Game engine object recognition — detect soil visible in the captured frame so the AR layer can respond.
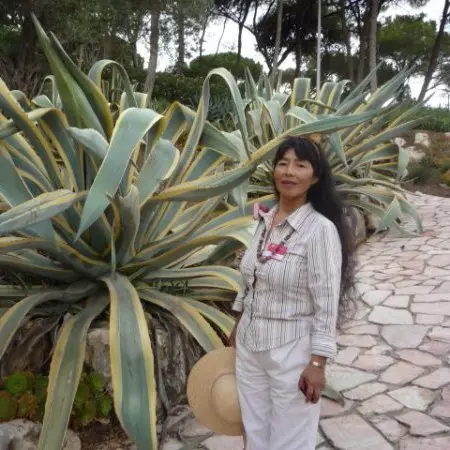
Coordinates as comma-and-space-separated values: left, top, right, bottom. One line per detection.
77, 418, 132, 449
403, 181, 450, 198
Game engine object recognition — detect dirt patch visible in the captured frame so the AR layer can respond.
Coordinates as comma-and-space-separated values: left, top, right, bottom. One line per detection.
403, 181, 450, 198
77, 418, 132, 450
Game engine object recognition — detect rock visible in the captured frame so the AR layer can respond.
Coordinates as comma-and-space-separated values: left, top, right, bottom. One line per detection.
346, 207, 367, 245
369, 306, 413, 325
370, 416, 408, 443
337, 335, 377, 348
431, 386, 450, 419
396, 349, 441, 367
202, 435, 244, 450
180, 418, 212, 439
344, 382, 388, 401
395, 411, 448, 436
395, 286, 434, 295
363, 291, 392, 306
358, 394, 403, 415
334, 347, 360, 365
433, 281, 450, 293
321, 414, 392, 450
353, 355, 395, 371
413, 368, 450, 389
419, 340, 450, 356
380, 362, 425, 385
414, 293, 450, 303
365, 344, 392, 355
416, 314, 445, 325
326, 365, 377, 391
388, 386, 436, 411
411, 302, 450, 315
161, 438, 183, 450
428, 255, 450, 268
381, 325, 428, 348
399, 436, 450, 449
414, 132, 430, 148
344, 324, 379, 335
428, 326, 450, 343
320, 398, 354, 417
85, 320, 203, 420
0, 420, 80, 450
384, 296, 410, 308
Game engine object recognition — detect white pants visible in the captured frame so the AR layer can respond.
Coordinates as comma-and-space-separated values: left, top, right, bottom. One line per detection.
236, 337, 320, 450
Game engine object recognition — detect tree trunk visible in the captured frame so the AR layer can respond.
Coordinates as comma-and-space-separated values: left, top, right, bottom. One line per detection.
216, 18, 228, 55
368, 0, 380, 91
199, 13, 210, 57
175, 3, 186, 72
237, 23, 244, 63
418, 0, 450, 101
270, 0, 283, 87
295, 40, 302, 76
145, 2, 161, 103
356, 8, 370, 84
339, 0, 353, 82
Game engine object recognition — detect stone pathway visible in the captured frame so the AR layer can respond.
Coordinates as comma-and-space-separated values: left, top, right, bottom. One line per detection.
161, 191, 450, 450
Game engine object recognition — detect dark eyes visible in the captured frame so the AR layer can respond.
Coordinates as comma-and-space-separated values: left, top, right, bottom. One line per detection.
277, 161, 306, 167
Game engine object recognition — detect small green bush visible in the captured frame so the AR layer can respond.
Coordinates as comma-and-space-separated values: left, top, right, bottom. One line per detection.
0, 371, 112, 426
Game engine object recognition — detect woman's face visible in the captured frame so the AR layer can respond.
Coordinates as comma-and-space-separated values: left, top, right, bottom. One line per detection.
274, 149, 318, 202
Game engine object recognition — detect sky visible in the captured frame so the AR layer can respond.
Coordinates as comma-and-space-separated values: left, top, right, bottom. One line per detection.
137, 0, 449, 107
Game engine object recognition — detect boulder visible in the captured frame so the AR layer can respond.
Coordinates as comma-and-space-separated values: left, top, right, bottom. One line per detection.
346, 207, 367, 245
85, 317, 203, 422
0, 419, 80, 450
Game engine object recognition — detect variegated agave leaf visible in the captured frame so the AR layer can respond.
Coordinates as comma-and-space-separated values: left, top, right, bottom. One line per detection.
243, 69, 423, 236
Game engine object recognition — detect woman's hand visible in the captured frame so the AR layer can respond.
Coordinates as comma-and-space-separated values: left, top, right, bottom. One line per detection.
298, 363, 326, 404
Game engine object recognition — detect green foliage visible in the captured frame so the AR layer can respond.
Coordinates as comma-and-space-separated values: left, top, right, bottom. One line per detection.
0, 371, 112, 425
416, 107, 450, 133
0, 25, 20, 57
0, 391, 18, 421
407, 159, 441, 184
187, 52, 263, 80
3, 371, 34, 396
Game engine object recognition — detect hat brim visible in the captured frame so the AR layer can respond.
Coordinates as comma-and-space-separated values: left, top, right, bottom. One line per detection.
187, 347, 243, 436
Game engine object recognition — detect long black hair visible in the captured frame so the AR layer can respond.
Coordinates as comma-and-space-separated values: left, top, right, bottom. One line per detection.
273, 136, 356, 322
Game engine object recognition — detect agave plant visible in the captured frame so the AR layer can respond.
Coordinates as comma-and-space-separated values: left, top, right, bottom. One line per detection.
242, 69, 424, 235
0, 15, 385, 450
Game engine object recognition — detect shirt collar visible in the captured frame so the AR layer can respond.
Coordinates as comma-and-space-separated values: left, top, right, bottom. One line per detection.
261, 202, 314, 230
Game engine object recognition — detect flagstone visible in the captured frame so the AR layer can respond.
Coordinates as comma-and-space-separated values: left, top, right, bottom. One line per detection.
320, 398, 354, 417
431, 386, 450, 419
363, 291, 392, 306
380, 362, 425, 384
364, 344, 392, 355
411, 302, 450, 315
424, 266, 450, 277
345, 324, 379, 335
358, 394, 403, 415
370, 416, 408, 443
334, 347, 360, 365
356, 282, 374, 295
388, 386, 436, 411
383, 295, 410, 308
353, 355, 395, 371
203, 435, 244, 450
326, 365, 377, 391
428, 254, 450, 267
399, 436, 450, 450
395, 411, 449, 437
344, 383, 388, 401
381, 325, 429, 348
369, 306, 413, 325
321, 415, 392, 450
413, 368, 450, 389
377, 283, 396, 290
337, 335, 377, 348
395, 286, 434, 295
413, 293, 450, 302
419, 340, 450, 356
433, 281, 450, 293
395, 349, 441, 367
416, 314, 445, 325
428, 326, 450, 343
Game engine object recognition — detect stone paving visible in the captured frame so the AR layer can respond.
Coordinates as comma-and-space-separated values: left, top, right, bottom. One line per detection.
161, 191, 450, 449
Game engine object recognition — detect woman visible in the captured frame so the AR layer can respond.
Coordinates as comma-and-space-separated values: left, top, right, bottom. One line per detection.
229, 136, 355, 450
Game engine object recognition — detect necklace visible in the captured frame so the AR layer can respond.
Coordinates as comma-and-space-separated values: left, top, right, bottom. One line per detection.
256, 214, 295, 263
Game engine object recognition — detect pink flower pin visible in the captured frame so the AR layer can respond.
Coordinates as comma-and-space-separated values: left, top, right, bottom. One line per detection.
253, 202, 270, 220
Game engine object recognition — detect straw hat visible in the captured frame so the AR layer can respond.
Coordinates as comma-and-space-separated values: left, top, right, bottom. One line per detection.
187, 347, 243, 436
